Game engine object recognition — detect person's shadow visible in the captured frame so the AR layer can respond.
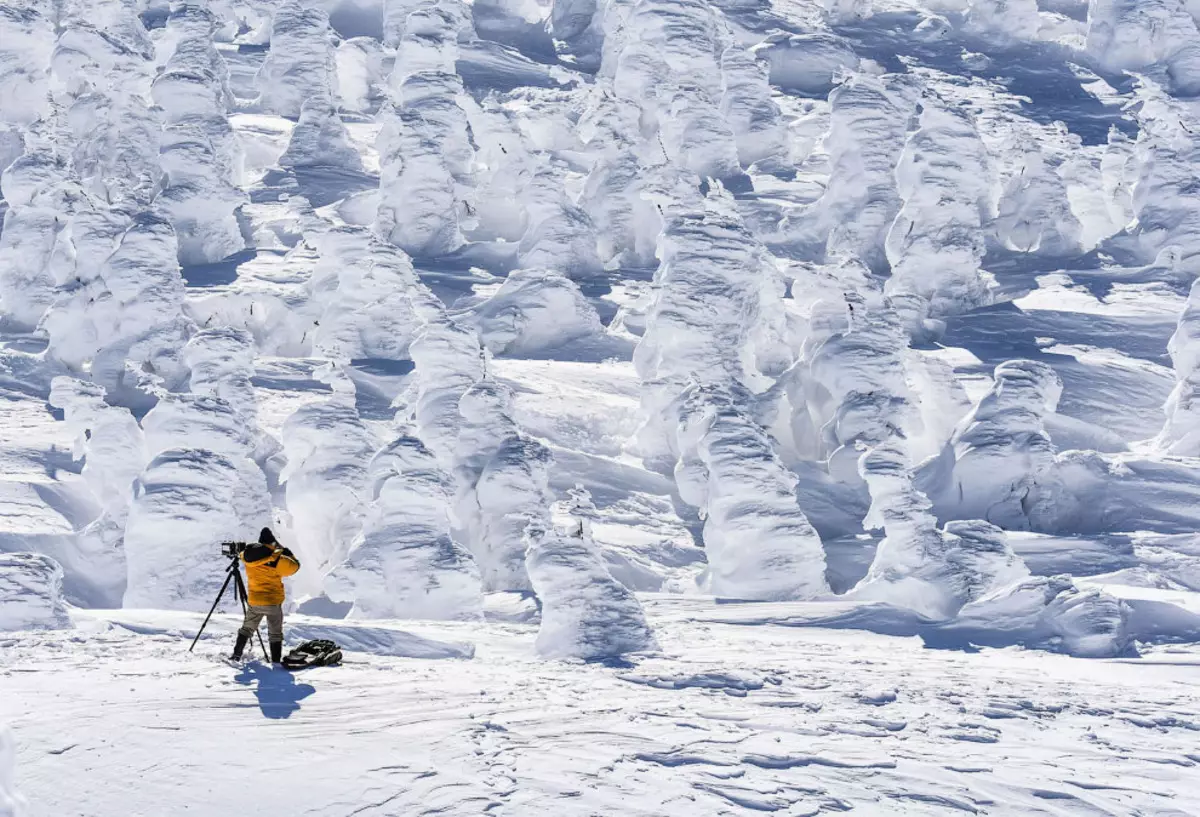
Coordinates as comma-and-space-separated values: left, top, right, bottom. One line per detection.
234, 663, 316, 719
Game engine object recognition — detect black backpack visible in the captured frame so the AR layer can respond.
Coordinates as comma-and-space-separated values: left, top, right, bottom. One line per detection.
282, 639, 342, 670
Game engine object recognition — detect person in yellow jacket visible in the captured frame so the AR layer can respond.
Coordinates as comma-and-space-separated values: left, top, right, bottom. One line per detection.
230, 527, 300, 664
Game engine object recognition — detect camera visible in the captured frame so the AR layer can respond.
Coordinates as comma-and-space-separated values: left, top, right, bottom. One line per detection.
221, 541, 247, 558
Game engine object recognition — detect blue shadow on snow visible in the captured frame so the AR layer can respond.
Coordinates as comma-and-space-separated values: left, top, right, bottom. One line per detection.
234, 663, 316, 720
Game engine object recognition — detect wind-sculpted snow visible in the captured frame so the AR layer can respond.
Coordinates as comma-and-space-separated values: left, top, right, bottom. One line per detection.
469, 268, 602, 356
917, 360, 1063, 532
0, 553, 71, 632
526, 489, 656, 659
752, 34, 860, 97
408, 318, 486, 465
885, 98, 993, 334
325, 431, 484, 620
183, 328, 258, 432
256, 1, 337, 117
719, 48, 787, 170
947, 574, 1133, 657
675, 383, 830, 601
517, 170, 603, 278
0, 5, 54, 128
994, 143, 1083, 257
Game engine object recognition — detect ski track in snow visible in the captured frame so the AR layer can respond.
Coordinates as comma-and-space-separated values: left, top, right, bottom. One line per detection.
4, 0, 1200, 811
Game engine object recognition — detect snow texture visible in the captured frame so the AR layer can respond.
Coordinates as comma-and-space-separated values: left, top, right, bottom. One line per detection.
0, 553, 71, 632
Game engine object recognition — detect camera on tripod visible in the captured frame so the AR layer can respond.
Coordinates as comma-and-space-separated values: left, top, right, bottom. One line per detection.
221, 541, 247, 559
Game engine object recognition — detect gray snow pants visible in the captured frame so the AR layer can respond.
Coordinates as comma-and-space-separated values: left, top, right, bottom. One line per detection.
238, 604, 284, 642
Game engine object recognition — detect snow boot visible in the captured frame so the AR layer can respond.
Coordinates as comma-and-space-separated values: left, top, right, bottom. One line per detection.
270, 640, 283, 665
230, 633, 249, 661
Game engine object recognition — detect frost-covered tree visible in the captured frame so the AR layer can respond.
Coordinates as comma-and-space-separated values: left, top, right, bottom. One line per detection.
0, 5, 54, 130
852, 443, 1029, 620
257, 1, 337, 117
885, 98, 993, 332
307, 227, 436, 361
517, 169, 602, 279
325, 430, 484, 620
1086, 0, 1200, 96
1158, 277, 1200, 455
280, 97, 362, 171
994, 142, 1083, 257
1126, 80, 1200, 275
469, 268, 602, 356
719, 46, 787, 169
453, 380, 552, 592
408, 317, 486, 464
950, 574, 1132, 657
182, 328, 257, 430
48, 377, 147, 605
795, 74, 918, 272
916, 360, 1064, 531
278, 370, 376, 586
675, 384, 830, 600
526, 487, 656, 660
0, 554, 72, 632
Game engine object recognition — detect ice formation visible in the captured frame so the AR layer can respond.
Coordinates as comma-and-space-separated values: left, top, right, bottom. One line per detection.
0, 553, 72, 631
324, 430, 484, 620
1086, 0, 1200, 96
526, 489, 656, 660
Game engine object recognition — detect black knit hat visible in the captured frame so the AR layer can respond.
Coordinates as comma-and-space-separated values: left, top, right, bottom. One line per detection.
259, 527, 276, 545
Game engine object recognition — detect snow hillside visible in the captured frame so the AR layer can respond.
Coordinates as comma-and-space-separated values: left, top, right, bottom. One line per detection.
2, 0, 1200, 812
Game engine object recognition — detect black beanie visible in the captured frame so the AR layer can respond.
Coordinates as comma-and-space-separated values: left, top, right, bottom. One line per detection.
259, 527, 276, 545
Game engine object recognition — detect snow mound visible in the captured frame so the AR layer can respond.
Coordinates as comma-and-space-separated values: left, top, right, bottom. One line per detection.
469, 268, 602, 356
0, 724, 26, 817
287, 622, 475, 660
0, 554, 71, 632
942, 574, 1134, 658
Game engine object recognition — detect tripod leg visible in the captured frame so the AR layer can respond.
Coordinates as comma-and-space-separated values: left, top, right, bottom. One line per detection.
234, 569, 269, 659
189, 563, 237, 652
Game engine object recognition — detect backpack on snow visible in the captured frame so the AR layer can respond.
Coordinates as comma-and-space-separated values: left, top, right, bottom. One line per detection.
282, 639, 342, 670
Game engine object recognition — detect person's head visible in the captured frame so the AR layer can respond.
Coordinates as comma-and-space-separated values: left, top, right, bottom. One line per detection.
259, 527, 277, 545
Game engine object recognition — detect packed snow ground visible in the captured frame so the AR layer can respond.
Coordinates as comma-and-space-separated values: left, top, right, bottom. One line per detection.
3, 602, 1200, 817
5, 0, 1200, 812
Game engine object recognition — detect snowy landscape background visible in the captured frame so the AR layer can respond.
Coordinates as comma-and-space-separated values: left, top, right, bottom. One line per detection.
2, 0, 1200, 813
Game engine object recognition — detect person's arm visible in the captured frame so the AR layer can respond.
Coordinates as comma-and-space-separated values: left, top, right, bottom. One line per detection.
273, 546, 300, 577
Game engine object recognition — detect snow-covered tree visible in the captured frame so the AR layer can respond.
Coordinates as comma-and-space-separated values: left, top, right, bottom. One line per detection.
916, 360, 1064, 530
526, 487, 656, 660
256, 1, 337, 117
994, 142, 1083, 257
885, 97, 993, 333
408, 317, 486, 464
852, 443, 1029, 619
279, 97, 362, 171
1087, 0, 1200, 96
278, 370, 376, 587
675, 383, 830, 600
517, 169, 602, 279
1158, 277, 1200, 455
719, 46, 787, 169
324, 430, 484, 620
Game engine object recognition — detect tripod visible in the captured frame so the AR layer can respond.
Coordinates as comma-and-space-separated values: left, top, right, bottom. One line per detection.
188, 552, 268, 657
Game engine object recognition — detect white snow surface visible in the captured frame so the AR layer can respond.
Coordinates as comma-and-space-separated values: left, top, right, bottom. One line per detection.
2, 0, 1200, 811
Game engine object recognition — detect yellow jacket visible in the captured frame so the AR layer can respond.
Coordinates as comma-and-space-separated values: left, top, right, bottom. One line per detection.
241, 543, 300, 607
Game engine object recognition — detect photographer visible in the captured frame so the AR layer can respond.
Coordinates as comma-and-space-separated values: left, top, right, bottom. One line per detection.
230, 527, 300, 664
